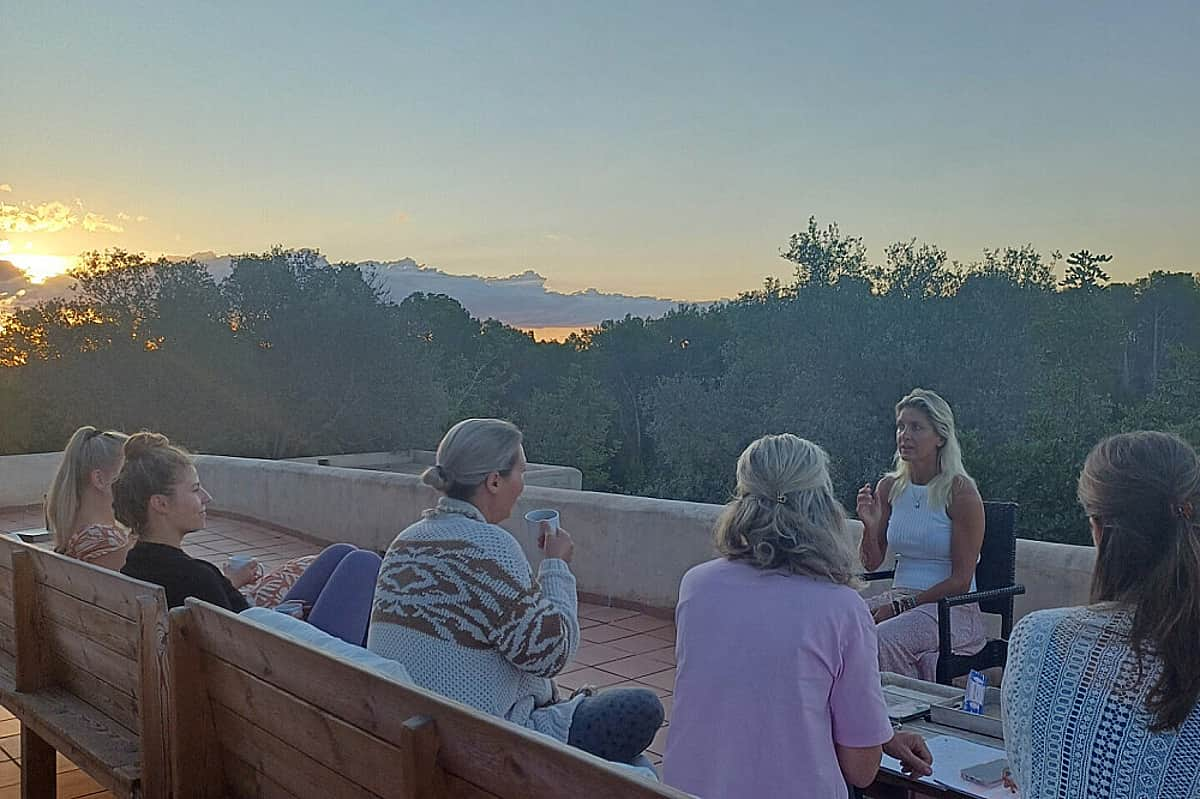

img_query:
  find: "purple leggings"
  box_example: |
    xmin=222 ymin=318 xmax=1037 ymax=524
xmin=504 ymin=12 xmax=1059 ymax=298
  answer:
xmin=282 ymin=544 xmax=382 ymax=646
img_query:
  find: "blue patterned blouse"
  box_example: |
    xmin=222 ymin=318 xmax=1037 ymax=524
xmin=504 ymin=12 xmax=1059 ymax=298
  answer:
xmin=1002 ymin=605 xmax=1200 ymax=799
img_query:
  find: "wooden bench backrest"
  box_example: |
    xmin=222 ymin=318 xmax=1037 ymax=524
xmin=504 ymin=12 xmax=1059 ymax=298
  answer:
xmin=0 ymin=542 xmax=19 ymax=674
xmin=171 ymin=600 xmax=689 ymax=799
xmin=3 ymin=539 xmax=171 ymax=796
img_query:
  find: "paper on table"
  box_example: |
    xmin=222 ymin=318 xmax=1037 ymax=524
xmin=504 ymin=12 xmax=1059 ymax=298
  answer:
xmin=881 ymin=734 xmax=1012 ymax=799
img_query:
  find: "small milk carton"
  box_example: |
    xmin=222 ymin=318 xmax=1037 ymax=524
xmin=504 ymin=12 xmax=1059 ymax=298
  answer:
xmin=963 ymin=669 xmax=987 ymax=714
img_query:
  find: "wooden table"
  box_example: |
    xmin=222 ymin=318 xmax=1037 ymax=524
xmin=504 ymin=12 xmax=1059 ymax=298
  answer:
xmin=869 ymin=721 xmax=1009 ymax=799
xmin=867 ymin=674 xmax=1009 ymax=799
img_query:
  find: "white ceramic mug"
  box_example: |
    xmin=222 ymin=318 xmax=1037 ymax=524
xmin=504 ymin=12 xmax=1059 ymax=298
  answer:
xmin=227 ymin=554 xmax=262 ymax=581
xmin=525 ymin=508 xmax=560 ymax=539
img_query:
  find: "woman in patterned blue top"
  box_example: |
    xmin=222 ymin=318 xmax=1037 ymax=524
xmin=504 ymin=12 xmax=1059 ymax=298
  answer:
xmin=1001 ymin=431 xmax=1200 ymax=798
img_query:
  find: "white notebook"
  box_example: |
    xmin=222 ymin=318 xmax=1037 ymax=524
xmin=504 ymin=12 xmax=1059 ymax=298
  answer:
xmin=880 ymin=734 xmax=1011 ymax=799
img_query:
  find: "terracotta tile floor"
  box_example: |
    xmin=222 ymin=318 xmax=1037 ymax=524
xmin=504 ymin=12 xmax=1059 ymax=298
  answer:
xmin=558 ymin=602 xmax=678 ymax=766
xmin=0 ymin=506 xmax=681 ymax=778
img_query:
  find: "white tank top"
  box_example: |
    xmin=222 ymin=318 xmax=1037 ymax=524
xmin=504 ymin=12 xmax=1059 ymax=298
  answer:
xmin=887 ymin=483 xmax=975 ymax=592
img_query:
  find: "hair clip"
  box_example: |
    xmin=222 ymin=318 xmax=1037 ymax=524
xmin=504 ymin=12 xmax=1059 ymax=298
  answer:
xmin=1173 ymin=501 xmax=1194 ymax=521
xmin=776 ymin=495 xmax=788 ymax=504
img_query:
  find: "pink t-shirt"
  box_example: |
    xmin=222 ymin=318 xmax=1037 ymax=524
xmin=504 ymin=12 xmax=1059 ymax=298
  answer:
xmin=663 ymin=558 xmax=893 ymax=799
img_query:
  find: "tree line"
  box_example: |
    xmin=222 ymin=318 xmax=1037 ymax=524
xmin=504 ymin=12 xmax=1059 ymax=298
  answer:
xmin=2 ymin=221 xmax=1198 ymax=545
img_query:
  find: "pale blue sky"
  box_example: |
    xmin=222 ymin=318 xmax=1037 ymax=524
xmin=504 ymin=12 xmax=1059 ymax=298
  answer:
xmin=2 ymin=1 xmax=1197 ymax=298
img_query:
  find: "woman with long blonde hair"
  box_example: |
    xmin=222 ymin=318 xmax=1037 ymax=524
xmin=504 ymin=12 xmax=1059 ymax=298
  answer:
xmin=46 ymin=426 xmax=133 ymax=570
xmin=857 ymin=388 xmax=986 ymax=679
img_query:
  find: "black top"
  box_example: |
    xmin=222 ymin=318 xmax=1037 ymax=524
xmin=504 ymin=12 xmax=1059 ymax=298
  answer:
xmin=121 ymin=541 xmax=250 ymax=612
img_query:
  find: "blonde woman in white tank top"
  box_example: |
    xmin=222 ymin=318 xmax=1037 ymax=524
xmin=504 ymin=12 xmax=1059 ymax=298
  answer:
xmin=856 ymin=389 xmax=986 ymax=680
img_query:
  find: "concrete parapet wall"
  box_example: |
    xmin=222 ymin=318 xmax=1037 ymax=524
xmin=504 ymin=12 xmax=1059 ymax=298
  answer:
xmin=2 ymin=451 xmax=1095 ymax=617
xmin=1014 ymin=538 xmax=1095 ymax=619
xmin=286 ymin=450 xmax=584 ymax=490
xmin=0 ymin=452 xmax=61 ymax=507
xmin=196 ymin=456 xmax=428 ymax=552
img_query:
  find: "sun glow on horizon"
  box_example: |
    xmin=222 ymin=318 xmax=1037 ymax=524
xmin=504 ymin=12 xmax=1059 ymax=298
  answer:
xmin=3 ymin=253 xmax=77 ymax=284
xmin=523 ymin=325 xmax=587 ymax=342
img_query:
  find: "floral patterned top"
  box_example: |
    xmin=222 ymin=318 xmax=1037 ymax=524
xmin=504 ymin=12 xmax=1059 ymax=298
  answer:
xmin=58 ymin=523 xmax=131 ymax=566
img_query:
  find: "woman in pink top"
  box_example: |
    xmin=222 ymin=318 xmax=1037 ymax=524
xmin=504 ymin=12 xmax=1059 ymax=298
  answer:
xmin=663 ymin=434 xmax=931 ymax=798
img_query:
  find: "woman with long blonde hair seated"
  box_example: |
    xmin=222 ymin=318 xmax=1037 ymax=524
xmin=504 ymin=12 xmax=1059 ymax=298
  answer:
xmin=46 ymin=426 xmax=133 ymax=570
xmin=857 ymin=388 xmax=986 ymax=680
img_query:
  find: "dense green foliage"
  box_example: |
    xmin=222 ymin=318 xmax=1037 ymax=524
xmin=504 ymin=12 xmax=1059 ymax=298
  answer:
xmin=2 ymin=226 xmax=1198 ymax=545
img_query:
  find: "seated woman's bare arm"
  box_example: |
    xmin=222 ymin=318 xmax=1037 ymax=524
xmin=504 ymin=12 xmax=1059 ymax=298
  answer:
xmin=858 ymin=476 xmax=894 ymax=571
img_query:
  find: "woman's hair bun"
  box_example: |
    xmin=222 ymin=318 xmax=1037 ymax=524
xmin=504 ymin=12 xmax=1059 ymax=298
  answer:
xmin=123 ymin=431 xmax=172 ymax=460
xmin=422 ymin=464 xmax=450 ymax=491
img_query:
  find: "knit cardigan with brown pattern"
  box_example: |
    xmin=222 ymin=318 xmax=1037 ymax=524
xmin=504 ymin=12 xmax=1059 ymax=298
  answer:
xmin=367 ymin=497 xmax=583 ymax=740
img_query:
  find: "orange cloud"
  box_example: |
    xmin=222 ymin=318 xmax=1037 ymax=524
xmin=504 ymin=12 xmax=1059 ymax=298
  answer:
xmin=0 ymin=201 xmax=76 ymax=233
xmin=0 ymin=198 xmax=131 ymax=235
xmin=0 ymin=184 xmax=11 ymax=192
xmin=82 ymin=212 xmax=124 ymax=233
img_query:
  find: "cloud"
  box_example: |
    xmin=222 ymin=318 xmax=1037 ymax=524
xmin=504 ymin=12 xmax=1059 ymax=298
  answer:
xmin=395 ymin=212 xmax=410 ymax=224
xmin=0 ymin=184 xmax=11 ymax=192
xmin=82 ymin=212 xmax=124 ymax=233
xmin=361 ymin=258 xmax=687 ymax=328
xmin=0 ymin=201 xmax=77 ymax=234
xmin=0 ymin=195 xmax=137 ymax=236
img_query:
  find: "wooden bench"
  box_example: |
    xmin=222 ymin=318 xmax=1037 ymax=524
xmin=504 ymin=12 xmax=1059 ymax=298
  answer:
xmin=0 ymin=538 xmax=170 ymax=798
xmin=170 ymin=599 xmax=690 ymax=799
xmin=0 ymin=538 xmax=20 ymax=693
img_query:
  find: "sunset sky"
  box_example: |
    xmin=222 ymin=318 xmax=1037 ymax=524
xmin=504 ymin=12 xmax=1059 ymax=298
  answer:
xmin=3 ymin=1 xmax=1197 ymax=300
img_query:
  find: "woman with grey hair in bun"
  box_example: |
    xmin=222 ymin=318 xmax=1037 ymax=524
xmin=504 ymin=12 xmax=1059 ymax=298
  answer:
xmin=368 ymin=418 xmax=663 ymax=767
xmin=664 ymin=434 xmax=932 ymax=799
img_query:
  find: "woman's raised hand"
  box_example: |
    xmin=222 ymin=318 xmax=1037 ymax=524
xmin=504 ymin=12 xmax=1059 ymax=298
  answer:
xmin=539 ymin=522 xmax=575 ymax=563
xmin=856 ymin=483 xmax=882 ymax=530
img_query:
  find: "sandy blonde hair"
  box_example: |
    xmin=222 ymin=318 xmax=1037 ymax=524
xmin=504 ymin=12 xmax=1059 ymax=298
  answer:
xmin=714 ymin=434 xmax=861 ymax=586
xmin=888 ymin=388 xmax=974 ymax=510
xmin=422 ymin=419 xmax=523 ymax=501
xmin=46 ymin=426 xmax=128 ymax=552
xmin=112 ymin=432 xmax=193 ymax=534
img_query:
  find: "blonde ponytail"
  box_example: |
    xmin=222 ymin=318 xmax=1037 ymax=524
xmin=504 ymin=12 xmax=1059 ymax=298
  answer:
xmin=46 ymin=426 xmax=128 ymax=551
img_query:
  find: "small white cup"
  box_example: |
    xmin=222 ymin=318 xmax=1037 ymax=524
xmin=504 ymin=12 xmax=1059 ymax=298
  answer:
xmin=525 ymin=508 xmax=560 ymax=539
xmin=227 ymin=554 xmax=262 ymax=579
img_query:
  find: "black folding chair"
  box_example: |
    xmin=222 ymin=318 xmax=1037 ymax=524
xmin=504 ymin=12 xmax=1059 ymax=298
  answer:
xmin=863 ymin=500 xmax=1025 ymax=685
